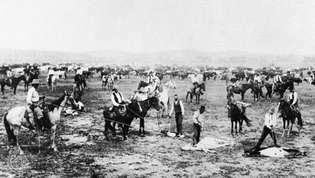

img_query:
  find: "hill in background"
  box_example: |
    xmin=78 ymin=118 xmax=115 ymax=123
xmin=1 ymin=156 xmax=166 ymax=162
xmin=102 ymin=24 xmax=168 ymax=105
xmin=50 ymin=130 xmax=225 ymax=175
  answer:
xmin=0 ymin=49 xmax=313 ymax=68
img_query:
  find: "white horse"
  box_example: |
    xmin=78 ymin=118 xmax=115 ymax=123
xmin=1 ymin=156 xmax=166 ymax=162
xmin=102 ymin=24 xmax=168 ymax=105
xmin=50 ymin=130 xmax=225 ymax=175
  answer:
xmin=47 ymin=74 xmax=58 ymax=92
xmin=3 ymin=91 xmax=70 ymax=154
xmin=158 ymin=80 xmax=176 ymax=117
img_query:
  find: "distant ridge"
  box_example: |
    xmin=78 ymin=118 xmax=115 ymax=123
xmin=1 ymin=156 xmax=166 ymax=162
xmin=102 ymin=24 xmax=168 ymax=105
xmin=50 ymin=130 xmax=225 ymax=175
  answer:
xmin=0 ymin=49 xmax=313 ymax=68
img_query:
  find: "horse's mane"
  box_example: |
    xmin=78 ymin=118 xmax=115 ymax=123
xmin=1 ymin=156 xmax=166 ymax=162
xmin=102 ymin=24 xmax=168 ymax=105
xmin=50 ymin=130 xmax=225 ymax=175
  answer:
xmin=47 ymin=94 xmax=66 ymax=111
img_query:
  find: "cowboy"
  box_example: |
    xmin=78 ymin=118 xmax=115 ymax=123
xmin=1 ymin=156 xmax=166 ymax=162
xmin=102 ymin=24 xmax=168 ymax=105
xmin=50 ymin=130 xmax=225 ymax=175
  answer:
xmin=251 ymin=107 xmax=279 ymax=152
xmin=168 ymin=94 xmax=185 ymax=138
xmin=192 ymin=105 xmax=206 ymax=146
xmin=273 ymin=73 xmax=283 ymax=92
xmin=26 ymin=79 xmax=44 ymax=129
xmin=226 ymin=94 xmax=252 ymax=126
xmin=110 ymin=87 xmax=130 ymax=116
xmin=288 ymin=86 xmax=299 ymax=111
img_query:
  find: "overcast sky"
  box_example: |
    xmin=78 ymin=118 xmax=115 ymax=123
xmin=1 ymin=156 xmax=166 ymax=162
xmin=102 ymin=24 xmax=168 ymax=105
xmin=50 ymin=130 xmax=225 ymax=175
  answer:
xmin=0 ymin=0 xmax=315 ymax=54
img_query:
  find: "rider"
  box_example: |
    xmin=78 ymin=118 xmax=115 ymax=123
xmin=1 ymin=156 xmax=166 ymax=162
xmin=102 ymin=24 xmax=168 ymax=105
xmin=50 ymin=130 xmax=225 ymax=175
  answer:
xmin=273 ymin=72 xmax=283 ymax=92
xmin=287 ymin=86 xmax=299 ymax=110
xmin=26 ymin=79 xmax=44 ymax=130
xmin=226 ymin=93 xmax=252 ymax=126
xmin=110 ymin=87 xmax=130 ymax=116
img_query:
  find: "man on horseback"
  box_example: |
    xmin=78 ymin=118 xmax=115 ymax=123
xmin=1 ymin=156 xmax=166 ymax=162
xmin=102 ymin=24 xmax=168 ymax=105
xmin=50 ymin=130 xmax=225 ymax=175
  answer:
xmin=26 ymin=79 xmax=44 ymax=129
xmin=287 ymin=86 xmax=302 ymax=128
xmin=226 ymin=93 xmax=252 ymax=126
xmin=273 ymin=72 xmax=283 ymax=93
xmin=251 ymin=107 xmax=279 ymax=152
xmin=110 ymin=87 xmax=130 ymax=117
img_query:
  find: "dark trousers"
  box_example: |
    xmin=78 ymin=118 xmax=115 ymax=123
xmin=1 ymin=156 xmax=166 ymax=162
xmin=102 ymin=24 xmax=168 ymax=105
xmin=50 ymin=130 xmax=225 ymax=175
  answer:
xmin=175 ymin=113 xmax=183 ymax=135
xmin=254 ymin=126 xmax=277 ymax=149
xmin=193 ymin=123 xmax=201 ymax=145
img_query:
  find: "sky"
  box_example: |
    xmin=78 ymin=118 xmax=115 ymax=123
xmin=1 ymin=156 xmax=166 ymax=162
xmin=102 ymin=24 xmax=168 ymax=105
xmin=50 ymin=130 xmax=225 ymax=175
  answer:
xmin=0 ymin=0 xmax=315 ymax=54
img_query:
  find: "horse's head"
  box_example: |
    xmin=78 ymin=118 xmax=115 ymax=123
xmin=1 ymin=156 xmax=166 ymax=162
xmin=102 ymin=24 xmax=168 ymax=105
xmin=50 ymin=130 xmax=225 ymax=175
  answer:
xmin=278 ymin=100 xmax=289 ymax=114
xmin=147 ymin=96 xmax=161 ymax=111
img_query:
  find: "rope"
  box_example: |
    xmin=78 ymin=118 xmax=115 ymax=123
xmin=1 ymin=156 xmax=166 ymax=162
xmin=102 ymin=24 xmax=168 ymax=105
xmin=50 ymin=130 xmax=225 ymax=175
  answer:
xmin=103 ymin=117 xmax=133 ymax=128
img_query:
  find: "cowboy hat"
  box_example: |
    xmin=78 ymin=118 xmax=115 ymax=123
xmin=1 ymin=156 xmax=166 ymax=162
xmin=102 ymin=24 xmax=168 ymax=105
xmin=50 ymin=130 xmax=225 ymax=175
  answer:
xmin=31 ymin=79 xmax=40 ymax=85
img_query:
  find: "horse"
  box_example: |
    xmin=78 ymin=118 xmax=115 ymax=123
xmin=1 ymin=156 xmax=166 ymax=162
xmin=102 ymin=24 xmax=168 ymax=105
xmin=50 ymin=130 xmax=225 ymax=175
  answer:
xmin=24 ymin=71 xmax=39 ymax=91
xmin=252 ymin=82 xmax=264 ymax=102
xmin=101 ymin=75 xmax=108 ymax=90
xmin=47 ymin=74 xmax=57 ymax=92
xmin=103 ymin=95 xmax=161 ymax=139
xmin=158 ymin=80 xmax=176 ymax=117
xmin=273 ymin=81 xmax=294 ymax=99
xmin=0 ymin=75 xmax=27 ymax=95
xmin=227 ymin=102 xmax=251 ymax=136
xmin=186 ymin=86 xmax=202 ymax=104
xmin=278 ymin=100 xmax=303 ymax=137
xmin=74 ymin=74 xmax=86 ymax=92
xmin=3 ymin=91 xmax=70 ymax=154
xmin=226 ymin=83 xmax=253 ymax=101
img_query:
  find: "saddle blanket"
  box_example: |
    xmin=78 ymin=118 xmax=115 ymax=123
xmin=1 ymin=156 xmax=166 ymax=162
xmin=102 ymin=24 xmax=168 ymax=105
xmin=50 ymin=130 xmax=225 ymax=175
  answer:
xmin=244 ymin=146 xmax=306 ymax=158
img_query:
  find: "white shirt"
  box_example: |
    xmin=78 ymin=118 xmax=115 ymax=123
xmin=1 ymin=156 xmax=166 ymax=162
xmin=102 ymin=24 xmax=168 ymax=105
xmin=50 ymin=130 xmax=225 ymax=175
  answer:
xmin=169 ymin=100 xmax=185 ymax=116
xmin=288 ymin=92 xmax=298 ymax=105
xmin=48 ymin=69 xmax=55 ymax=75
xmin=193 ymin=111 xmax=205 ymax=127
xmin=76 ymin=69 xmax=83 ymax=75
xmin=264 ymin=113 xmax=278 ymax=129
xmin=26 ymin=86 xmax=40 ymax=104
xmin=111 ymin=92 xmax=124 ymax=106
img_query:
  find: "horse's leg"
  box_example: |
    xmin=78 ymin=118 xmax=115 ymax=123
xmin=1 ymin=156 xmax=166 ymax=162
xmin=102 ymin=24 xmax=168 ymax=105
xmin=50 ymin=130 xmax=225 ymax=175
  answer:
xmin=288 ymin=120 xmax=293 ymax=137
xmin=140 ymin=118 xmax=145 ymax=136
xmin=15 ymin=127 xmax=24 ymax=155
xmin=282 ymin=119 xmax=286 ymax=137
xmin=51 ymin=125 xmax=58 ymax=152
xmin=285 ymin=120 xmax=290 ymax=137
xmin=239 ymin=120 xmax=243 ymax=133
xmin=231 ymin=121 xmax=234 ymax=136
xmin=103 ymin=121 xmax=110 ymax=140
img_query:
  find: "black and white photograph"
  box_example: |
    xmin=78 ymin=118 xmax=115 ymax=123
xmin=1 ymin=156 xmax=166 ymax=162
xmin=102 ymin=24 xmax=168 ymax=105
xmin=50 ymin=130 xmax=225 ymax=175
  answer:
xmin=0 ymin=0 xmax=315 ymax=177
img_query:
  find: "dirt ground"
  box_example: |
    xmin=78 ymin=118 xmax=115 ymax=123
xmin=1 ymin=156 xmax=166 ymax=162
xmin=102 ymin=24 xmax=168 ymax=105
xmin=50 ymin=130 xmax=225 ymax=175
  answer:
xmin=0 ymin=73 xmax=315 ymax=177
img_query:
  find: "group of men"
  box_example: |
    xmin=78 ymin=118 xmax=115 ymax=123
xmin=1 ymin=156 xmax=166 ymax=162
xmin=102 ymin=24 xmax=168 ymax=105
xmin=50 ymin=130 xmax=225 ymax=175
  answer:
xmin=109 ymin=71 xmax=206 ymax=146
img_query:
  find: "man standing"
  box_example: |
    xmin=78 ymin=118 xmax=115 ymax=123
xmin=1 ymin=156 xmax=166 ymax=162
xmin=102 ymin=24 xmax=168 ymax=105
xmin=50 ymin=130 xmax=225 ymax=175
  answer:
xmin=251 ymin=107 xmax=279 ymax=152
xmin=168 ymin=94 xmax=185 ymax=138
xmin=26 ymin=79 xmax=44 ymax=130
xmin=192 ymin=106 xmax=206 ymax=146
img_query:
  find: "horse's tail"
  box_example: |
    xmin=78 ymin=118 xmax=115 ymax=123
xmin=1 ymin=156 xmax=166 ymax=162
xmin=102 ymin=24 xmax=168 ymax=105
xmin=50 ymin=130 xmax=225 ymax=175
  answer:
xmin=3 ymin=112 xmax=15 ymax=142
xmin=296 ymin=112 xmax=303 ymax=128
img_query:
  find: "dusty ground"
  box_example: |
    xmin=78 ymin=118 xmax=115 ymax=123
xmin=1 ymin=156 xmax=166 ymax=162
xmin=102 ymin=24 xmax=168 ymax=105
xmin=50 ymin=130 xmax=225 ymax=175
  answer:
xmin=0 ymin=73 xmax=314 ymax=177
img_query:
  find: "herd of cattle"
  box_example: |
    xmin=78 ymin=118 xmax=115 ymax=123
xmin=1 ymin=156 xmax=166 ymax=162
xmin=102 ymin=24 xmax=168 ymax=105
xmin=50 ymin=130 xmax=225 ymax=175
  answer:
xmin=1 ymin=63 xmax=314 ymax=92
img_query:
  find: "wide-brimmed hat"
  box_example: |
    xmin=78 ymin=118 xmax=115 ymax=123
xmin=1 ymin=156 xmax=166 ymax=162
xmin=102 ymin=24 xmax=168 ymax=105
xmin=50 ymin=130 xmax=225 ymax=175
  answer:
xmin=31 ymin=79 xmax=40 ymax=85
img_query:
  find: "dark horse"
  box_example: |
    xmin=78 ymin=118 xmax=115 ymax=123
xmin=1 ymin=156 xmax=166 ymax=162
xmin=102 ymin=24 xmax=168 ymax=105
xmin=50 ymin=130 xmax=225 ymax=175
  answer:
xmin=186 ymin=85 xmax=202 ymax=104
xmin=226 ymin=83 xmax=253 ymax=100
xmin=0 ymin=75 xmax=27 ymax=95
xmin=273 ymin=81 xmax=294 ymax=99
xmin=227 ymin=102 xmax=251 ymax=136
xmin=24 ymin=71 xmax=40 ymax=91
xmin=103 ymin=96 xmax=160 ymax=140
xmin=137 ymin=80 xmax=150 ymax=90
xmin=278 ymin=100 xmax=303 ymax=137
xmin=74 ymin=74 xmax=87 ymax=92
